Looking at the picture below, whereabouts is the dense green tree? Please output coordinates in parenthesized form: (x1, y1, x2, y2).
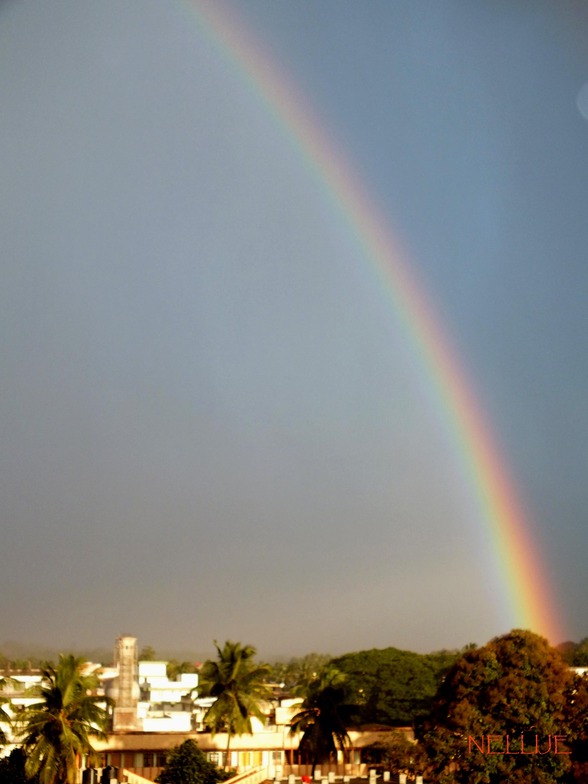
(421, 629, 574, 784)
(0, 748, 39, 784)
(18, 654, 110, 784)
(167, 660, 197, 681)
(156, 740, 232, 784)
(0, 658, 33, 670)
(290, 668, 352, 776)
(569, 638, 588, 668)
(199, 641, 271, 766)
(362, 730, 429, 779)
(557, 640, 579, 665)
(268, 654, 333, 693)
(563, 671, 588, 783)
(331, 646, 457, 727)
(139, 645, 157, 661)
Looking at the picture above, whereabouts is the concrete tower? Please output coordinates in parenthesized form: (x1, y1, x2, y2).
(111, 635, 140, 731)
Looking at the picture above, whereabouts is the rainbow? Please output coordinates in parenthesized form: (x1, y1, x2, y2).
(184, 0, 565, 644)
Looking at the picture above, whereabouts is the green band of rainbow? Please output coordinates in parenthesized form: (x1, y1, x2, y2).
(185, 0, 566, 644)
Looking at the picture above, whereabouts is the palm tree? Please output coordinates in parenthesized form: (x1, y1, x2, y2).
(199, 641, 271, 768)
(0, 675, 15, 747)
(290, 668, 352, 777)
(18, 654, 110, 784)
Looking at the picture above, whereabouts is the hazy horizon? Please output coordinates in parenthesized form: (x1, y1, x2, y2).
(0, 632, 532, 666)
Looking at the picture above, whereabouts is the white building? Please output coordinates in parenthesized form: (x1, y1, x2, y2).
(137, 660, 198, 732)
(102, 636, 199, 733)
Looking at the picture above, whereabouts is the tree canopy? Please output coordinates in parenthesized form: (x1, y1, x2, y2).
(0, 748, 39, 784)
(199, 641, 271, 764)
(156, 740, 232, 784)
(563, 671, 588, 783)
(560, 638, 588, 668)
(290, 667, 352, 775)
(331, 646, 458, 726)
(18, 654, 110, 784)
(362, 730, 428, 779)
(139, 645, 157, 661)
(421, 629, 576, 784)
(167, 660, 197, 681)
(268, 654, 333, 693)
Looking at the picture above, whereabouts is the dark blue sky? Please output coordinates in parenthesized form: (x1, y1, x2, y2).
(1, 0, 587, 657)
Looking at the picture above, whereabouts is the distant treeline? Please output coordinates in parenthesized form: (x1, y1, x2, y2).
(0, 642, 211, 668)
(557, 637, 588, 666)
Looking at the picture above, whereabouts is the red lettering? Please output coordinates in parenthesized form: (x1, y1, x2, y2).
(554, 735, 571, 755)
(486, 735, 503, 755)
(464, 729, 569, 757)
(536, 735, 552, 755)
(519, 732, 539, 754)
(467, 736, 485, 754)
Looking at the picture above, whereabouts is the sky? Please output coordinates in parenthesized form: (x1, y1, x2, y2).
(2, 0, 588, 660)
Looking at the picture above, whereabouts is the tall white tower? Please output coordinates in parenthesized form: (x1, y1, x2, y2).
(111, 635, 140, 731)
